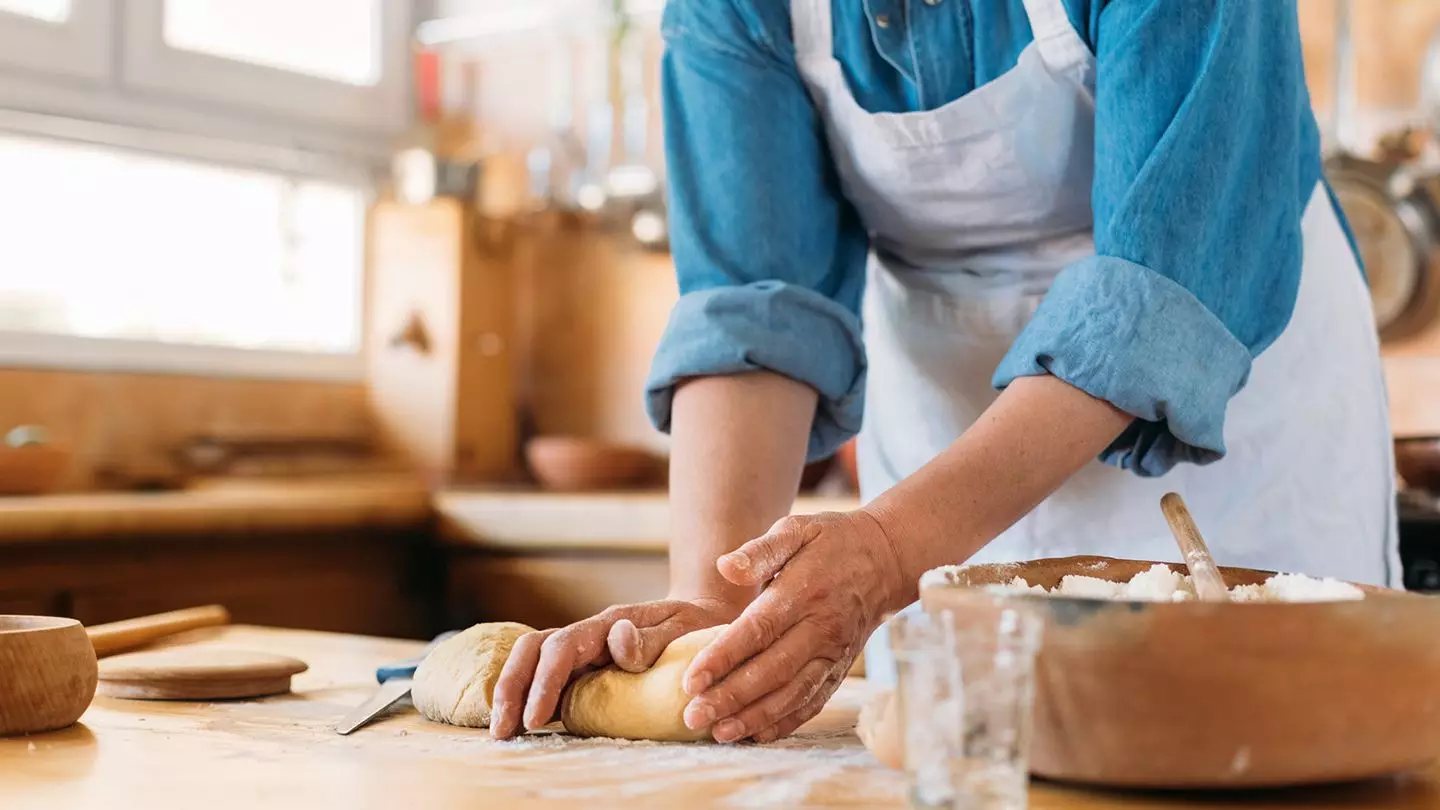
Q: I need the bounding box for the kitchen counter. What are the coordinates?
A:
[435,490,861,553]
[0,474,432,544]
[5,625,1436,810]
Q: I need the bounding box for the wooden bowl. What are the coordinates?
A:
[0,444,71,495]
[0,616,98,736]
[920,556,1440,789]
[1396,437,1440,493]
[525,437,660,492]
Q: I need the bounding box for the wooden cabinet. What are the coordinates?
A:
[444,552,667,630]
[0,530,440,639]
[367,199,519,486]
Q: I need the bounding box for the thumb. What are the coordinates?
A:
[607,616,698,673]
[718,517,816,586]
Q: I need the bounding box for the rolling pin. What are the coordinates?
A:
[86,605,232,658]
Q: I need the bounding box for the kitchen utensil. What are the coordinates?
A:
[0,442,70,496]
[889,608,1042,810]
[96,648,307,700]
[922,555,1435,789]
[1159,492,1228,602]
[1326,151,1440,340]
[0,616,98,736]
[334,630,458,736]
[524,436,659,492]
[87,605,231,658]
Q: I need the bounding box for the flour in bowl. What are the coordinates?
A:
[971,563,1364,603]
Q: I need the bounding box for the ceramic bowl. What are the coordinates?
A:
[525,436,660,492]
[0,616,98,736]
[920,556,1440,789]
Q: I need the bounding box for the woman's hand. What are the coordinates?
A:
[679,510,909,743]
[488,596,745,739]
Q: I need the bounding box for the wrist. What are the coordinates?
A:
[853,506,918,617]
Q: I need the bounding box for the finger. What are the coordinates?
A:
[490,629,553,739]
[522,623,613,730]
[705,658,835,743]
[718,516,821,586]
[682,621,828,730]
[608,613,698,673]
[683,588,799,696]
[749,678,841,744]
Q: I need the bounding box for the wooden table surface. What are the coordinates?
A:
[4,626,1438,810]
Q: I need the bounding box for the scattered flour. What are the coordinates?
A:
[973,563,1365,603]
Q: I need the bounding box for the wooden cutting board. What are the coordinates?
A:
[96,648,308,700]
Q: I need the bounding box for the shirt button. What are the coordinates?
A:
[875,13,891,28]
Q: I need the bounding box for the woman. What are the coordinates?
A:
[491,0,1399,743]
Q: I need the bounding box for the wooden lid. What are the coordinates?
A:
[97,648,308,701]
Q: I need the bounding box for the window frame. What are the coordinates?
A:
[0,0,113,82]
[122,0,411,135]
[0,111,375,382]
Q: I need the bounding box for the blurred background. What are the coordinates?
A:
[1,0,1440,640]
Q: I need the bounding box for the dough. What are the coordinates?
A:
[412,622,534,728]
[856,688,902,769]
[561,625,726,742]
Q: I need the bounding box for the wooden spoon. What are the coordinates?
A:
[1160,492,1230,602]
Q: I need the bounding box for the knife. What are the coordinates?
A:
[333,630,458,735]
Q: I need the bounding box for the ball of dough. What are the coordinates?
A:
[412,622,534,728]
[561,625,726,742]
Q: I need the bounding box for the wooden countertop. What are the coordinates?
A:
[5,625,1436,809]
[435,490,861,553]
[0,474,432,544]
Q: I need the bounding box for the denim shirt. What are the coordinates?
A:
[646,0,1337,476]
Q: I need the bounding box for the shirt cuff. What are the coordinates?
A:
[992,256,1254,477]
[646,281,866,462]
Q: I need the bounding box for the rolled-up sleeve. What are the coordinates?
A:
[993,0,1322,477]
[646,0,870,462]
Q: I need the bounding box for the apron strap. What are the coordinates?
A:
[1020,0,1095,78]
[790,0,834,64]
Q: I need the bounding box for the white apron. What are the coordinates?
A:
[787,0,1403,685]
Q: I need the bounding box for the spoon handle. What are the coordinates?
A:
[1161,493,1230,603]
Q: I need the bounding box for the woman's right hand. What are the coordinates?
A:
[488,596,745,739]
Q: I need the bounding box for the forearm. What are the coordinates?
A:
[668,372,818,607]
[864,375,1133,609]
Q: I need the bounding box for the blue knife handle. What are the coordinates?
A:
[376,630,460,683]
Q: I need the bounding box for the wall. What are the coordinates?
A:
[0,370,374,491]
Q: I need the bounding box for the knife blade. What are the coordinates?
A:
[333,630,458,735]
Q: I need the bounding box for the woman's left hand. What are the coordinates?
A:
[679,509,910,743]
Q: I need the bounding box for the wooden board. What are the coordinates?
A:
[97,648,308,700]
[1,625,1436,809]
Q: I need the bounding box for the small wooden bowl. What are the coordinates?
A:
[0,444,71,496]
[525,437,660,492]
[0,616,98,736]
[920,556,1440,789]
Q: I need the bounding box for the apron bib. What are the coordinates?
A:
[789,0,1401,685]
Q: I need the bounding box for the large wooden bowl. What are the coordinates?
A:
[920,556,1440,789]
[0,616,98,736]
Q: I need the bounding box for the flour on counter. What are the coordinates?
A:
[927,563,1364,603]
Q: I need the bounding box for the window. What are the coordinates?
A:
[163,0,380,86]
[123,0,409,133]
[0,0,69,23]
[0,0,110,80]
[0,135,366,378]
